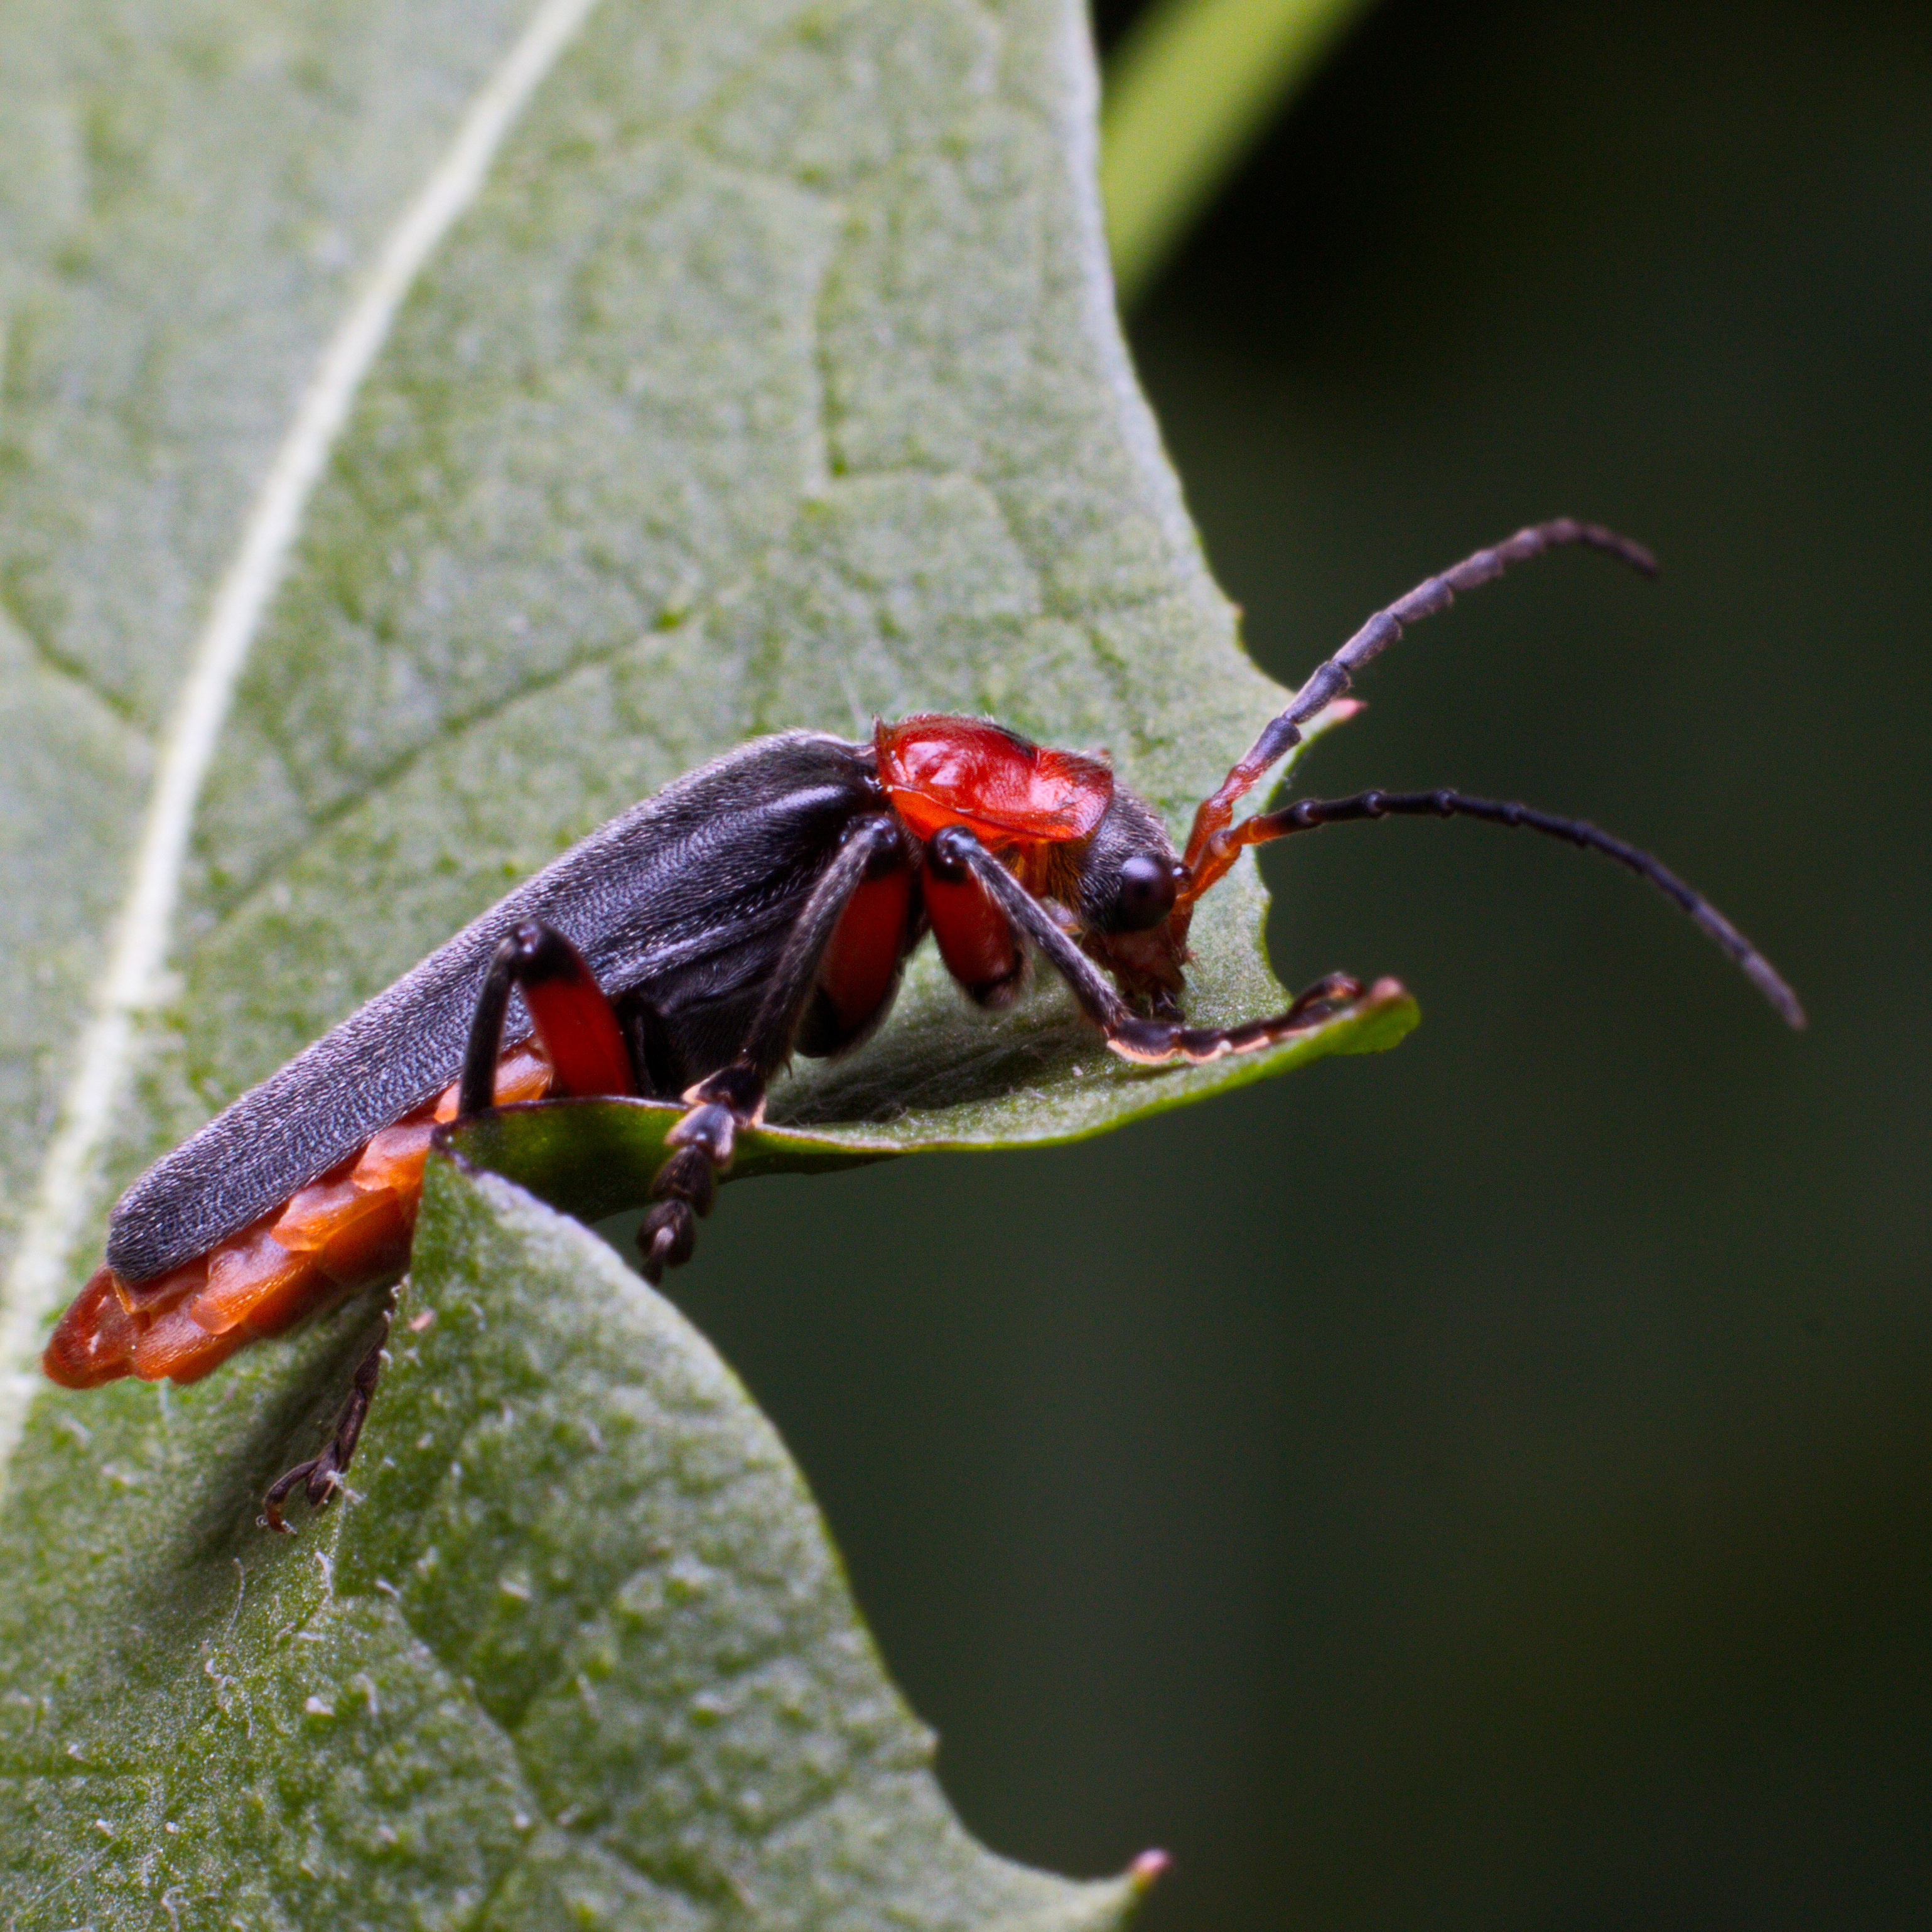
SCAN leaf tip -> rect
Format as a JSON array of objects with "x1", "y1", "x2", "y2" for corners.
[
  {"x1": 1127, "y1": 1848, "x2": 1172, "y2": 1894},
  {"x1": 1331, "y1": 976, "x2": 1421, "y2": 1056}
]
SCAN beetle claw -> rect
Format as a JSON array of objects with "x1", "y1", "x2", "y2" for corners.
[
  {"x1": 638, "y1": 1200, "x2": 696, "y2": 1283},
  {"x1": 644, "y1": 1093, "x2": 747, "y2": 1285},
  {"x1": 259, "y1": 1315, "x2": 389, "y2": 1535},
  {"x1": 260, "y1": 1458, "x2": 316, "y2": 1535}
]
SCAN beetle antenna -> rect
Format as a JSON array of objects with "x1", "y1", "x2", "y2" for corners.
[
  {"x1": 1219, "y1": 785, "x2": 1805, "y2": 1028},
  {"x1": 1182, "y1": 521, "x2": 1657, "y2": 897}
]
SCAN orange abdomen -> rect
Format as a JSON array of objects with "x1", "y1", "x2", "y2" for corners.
[{"x1": 42, "y1": 1044, "x2": 553, "y2": 1390}]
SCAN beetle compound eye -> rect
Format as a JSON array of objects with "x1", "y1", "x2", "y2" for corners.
[{"x1": 1111, "y1": 853, "x2": 1180, "y2": 932}]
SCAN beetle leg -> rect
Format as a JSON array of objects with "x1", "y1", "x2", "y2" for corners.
[
  {"x1": 639, "y1": 815, "x2": 907, "y2": 1283},
  {"x1": 927, "y1": 824, "x2": 1373, "y2": 1066},
  {"x1": 261, "y1": 926, "x2": 631, "y2": 1531},
  {"x1": 635, "y1": 1118, "x2": 726, "y2": 1285},
  {"x1": 261, "y1": 1304, "x2": 391, "y2": 1535},
  {"x1": 459, "y1": 920, "x2": 636, "y2": 1118},
  {"x1": 1180, "y1": 521, "x2": 1658, "y2": 899}
]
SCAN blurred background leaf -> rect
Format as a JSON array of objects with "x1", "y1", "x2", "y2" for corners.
[{"x1": 710, "y1": 2, "x2": 1914, "y2": 1926}]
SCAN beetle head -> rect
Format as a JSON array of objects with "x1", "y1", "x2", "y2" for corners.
[{"x1": 1071, "y1": 787, "x2": 1190, "y2": 1007}]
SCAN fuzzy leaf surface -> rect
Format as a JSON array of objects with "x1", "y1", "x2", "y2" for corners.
[
  {"x1": 0, "y1": 1158, "x2": 1160, "y2": 1926},
  {"x1": 0, "y1": 0, "x2": 1410, "y2": 1919}
]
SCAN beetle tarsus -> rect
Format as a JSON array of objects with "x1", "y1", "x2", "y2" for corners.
[
  {"x1": 637, "y1": 1200, "x2": 697, "y2": 1285},
  {"x1": 653, "y1": 1144, "x2": 720, "y2": 1216},
  {"x1": 261, "y1": 1315, "x2": 389, "y2": 1535},
  {"x1": 668, "y1": 1096, "x2": 744, "y2": 1160},
  {"x1": 1280, "y1": 971, "x2": 1367, "y2": 1028},
  {"x1": 1104, "y1": 972, "x2": 1369, "y2": 1065},
  {"x1": 640, "y1": 1096, "x2": 745, "y2": 1284},
  {"x1": 639, "y1": 1152, "x2": 713, "y2": 1284}
]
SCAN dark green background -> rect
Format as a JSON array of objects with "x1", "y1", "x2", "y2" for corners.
[{"x1": 647, "y1": 1, "x2": 1930, "y2": 1924}]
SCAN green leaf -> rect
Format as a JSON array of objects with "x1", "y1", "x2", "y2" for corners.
[
  {"x1": 0, "y1": 1155, "x2": 1161, "y2": 1926},
  {"x1": 448, "y1": 977, "x2": 1417, "y2": 1203},
  {"x1": 0, "y1": 0, "x2": 1415, "y2": 1916}
]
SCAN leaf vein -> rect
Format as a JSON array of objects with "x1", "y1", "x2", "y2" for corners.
[{"x1": 0, "y1": 580, "x2": 151, "y2": 738}]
